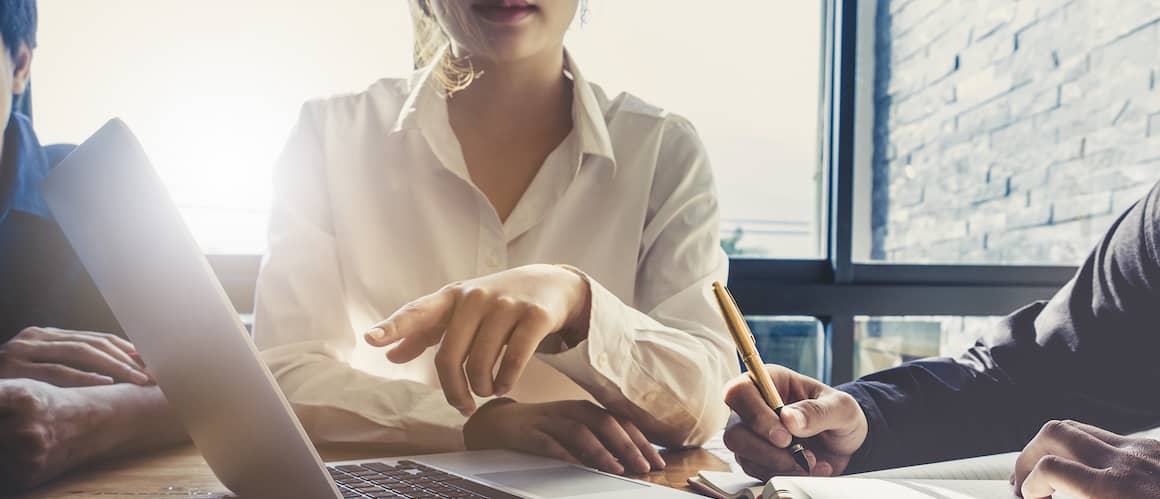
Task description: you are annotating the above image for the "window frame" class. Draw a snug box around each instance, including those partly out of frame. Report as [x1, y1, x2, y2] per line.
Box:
[52, 0, 1075, 385]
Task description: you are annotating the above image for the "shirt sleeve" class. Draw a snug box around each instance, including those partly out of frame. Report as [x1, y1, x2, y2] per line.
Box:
[253, 103, 465, 451]
[538, 116, 740, 448]
[838, 181, 1160, 473]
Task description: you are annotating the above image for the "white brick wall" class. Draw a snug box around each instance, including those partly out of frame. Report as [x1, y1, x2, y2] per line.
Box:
[871, 0, 1160, 264]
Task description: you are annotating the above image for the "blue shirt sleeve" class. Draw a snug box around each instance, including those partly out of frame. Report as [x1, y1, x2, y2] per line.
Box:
[836, 181, 1160, 473]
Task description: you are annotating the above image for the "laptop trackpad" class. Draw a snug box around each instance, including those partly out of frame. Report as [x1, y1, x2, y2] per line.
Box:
[476, 466, 647, 497]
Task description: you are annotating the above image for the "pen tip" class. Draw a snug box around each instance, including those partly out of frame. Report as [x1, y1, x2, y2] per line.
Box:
[794, 451, 811, 474]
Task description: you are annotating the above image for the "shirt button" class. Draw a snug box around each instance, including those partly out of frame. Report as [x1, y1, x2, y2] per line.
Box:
[486, 254, 501, 268]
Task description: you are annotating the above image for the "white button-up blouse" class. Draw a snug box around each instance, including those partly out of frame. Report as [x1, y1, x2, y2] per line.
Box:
[253, 52, 738, 451]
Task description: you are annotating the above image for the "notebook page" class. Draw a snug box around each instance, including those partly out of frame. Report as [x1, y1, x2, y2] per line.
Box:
[850, 452, 1018, 480]
[1131, 425, 1160, 440]
[851, 424, 1160, 481]
[773, 477, 1017, 499]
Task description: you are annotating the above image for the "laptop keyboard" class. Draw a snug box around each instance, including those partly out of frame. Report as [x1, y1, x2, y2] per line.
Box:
[328, 460, 522, 499]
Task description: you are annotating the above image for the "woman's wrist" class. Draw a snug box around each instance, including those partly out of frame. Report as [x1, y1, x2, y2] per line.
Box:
[556, 264, 592, 346]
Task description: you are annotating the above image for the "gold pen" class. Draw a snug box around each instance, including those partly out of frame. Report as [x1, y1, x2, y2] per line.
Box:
[712, 281, 811, 473]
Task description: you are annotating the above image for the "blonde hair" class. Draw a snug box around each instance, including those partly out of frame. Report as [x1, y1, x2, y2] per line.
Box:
[410, 0, 483, 96]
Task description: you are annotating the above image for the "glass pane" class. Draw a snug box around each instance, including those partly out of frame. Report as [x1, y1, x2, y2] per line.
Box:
[567, 1, 827, 259]
[854, 316, 1000, 378]
[35, 0, 415, 254]
[37, 1, 825, 257]
[745, 316, 825, 381]
[858, 1, 1156, 265]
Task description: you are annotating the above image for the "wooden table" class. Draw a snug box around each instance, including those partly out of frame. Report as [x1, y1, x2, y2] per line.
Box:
[17, 443, 735, 498]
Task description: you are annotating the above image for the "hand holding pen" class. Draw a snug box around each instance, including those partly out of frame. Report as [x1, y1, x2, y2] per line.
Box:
[713, 282, 869, 479]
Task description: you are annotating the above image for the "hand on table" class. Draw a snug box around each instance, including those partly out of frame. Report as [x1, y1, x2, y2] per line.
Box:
[463, 398, 665, 476]
[723, 364, 867, 479]
[364, 264, 591, 415]
[0, 327, 150, 386]
[0, 378, 112, 492]
[1014, 419, 1160, 499]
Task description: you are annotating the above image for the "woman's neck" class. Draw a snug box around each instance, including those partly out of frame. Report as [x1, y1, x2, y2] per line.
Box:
[447, 46, 571, 132]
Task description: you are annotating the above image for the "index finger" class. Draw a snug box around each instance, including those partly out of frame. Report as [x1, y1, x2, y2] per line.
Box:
[364, 288, 457, 347]
[1065, 420, 1128, 446]
[1014, 420, 1116, 492]
[49, 332, 144, 374]
[724, 375, 787, 447]
[43, 328, 137, 357]
[1021, 455, 1100, 499]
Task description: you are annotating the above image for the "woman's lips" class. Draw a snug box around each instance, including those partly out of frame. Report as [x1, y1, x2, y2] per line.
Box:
[472, 4, 537, 24]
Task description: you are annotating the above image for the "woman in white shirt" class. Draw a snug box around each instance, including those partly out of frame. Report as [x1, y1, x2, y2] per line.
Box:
[254, 0, 738, 476]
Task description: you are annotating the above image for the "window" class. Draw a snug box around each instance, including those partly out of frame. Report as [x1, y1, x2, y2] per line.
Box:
[35, 0, 827, 258]
[726, 0, 1074, 385]
[569, 1, 826, 259]
[854, 316, 1000, 378]
[747, 317, 825, 380]
[35, 0, 1090, 384]
[855, 0, 1158, 265]
[35, 0, 414, 254]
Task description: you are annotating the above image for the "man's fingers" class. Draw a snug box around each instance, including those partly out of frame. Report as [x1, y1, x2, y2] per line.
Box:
[724, 376, 789, 447]
[19, 363, 114, 388]
[735, 455, 777, 481]
[1015, 420, 1117, 492]
[466, 300, 520, 398]
[435, 288, 490, 416]
[1065, 420, 1128, 447]
[542, 417, 624, 475]
[93, 333, 140, 359]
[723, 424, 816, 476]
[364, 288, 457, 347]
[569, 404, 650, 474]
[1020, 455, 1100, 499]
[57, 334, 144, 376]
[781, 390, 859, 439]
[492, 310, 551, 395]
[20, 341, 148, 385]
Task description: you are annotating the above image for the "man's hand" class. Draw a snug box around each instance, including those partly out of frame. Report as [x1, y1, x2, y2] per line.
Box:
[723, 365, 867, 479]
[463, 398, 666, 476]
[1014, 420, 1160, 499]
[0, 327, 150, 386]
[364, 264, 591, 415]
[0, 378, 111, 492]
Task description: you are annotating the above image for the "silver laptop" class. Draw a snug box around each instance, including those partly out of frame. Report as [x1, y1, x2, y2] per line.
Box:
[42, 119, 695, 499]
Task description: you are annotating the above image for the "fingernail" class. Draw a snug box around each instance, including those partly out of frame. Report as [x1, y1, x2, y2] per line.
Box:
[363, 327, 385, 343]
[129, 351, 146, 367]
[457, 405, 476, 417]
[816, 461, 833, 476]
[494, 384, 509, 396]
[631, 459, 649, 474]
[769, 428, 791, 446]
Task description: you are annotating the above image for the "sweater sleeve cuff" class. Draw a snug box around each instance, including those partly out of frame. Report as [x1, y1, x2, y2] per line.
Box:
[837, 381, 891, 474]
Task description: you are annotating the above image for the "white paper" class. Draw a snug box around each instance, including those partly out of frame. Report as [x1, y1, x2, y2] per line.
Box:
[773, 477, 1016, 499]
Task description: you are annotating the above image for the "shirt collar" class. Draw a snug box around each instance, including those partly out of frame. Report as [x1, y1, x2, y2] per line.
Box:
[0, 112, 50, 223]
[563, 49, 616, 168]
[389, 48, 618, 172]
